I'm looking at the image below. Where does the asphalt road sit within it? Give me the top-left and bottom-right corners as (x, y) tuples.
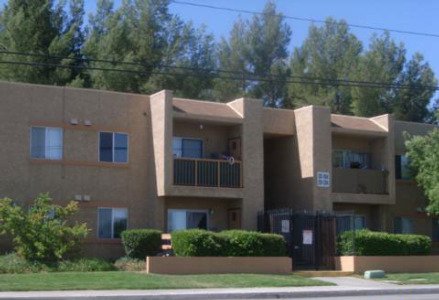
(243, 294), (439, 300)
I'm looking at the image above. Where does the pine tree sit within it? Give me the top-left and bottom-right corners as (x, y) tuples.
(351, 33), (405, 117)
(287, 18), (362, 113)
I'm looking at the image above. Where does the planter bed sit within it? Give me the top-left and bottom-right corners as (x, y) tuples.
(335, 255), (439, 273)
(146, 256), (292, 274)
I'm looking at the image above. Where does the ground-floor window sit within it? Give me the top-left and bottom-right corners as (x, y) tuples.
(167, 209), (208, 232)
(336, 215), (366, 234)
(98, 208), (128, 239)
(394, 217), (414, 234)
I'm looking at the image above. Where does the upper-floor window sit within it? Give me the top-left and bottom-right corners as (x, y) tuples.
(173, 137), (202, 158)
(395, 155), (412, 179)
(99, 132), (128, 163)
(333, 150), (370, 169)
(30, 127), (63, 160)
(98, 207), (128, 239)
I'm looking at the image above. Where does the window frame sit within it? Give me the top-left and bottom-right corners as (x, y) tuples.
(29, 126), (64, 160)
(98, 131), (129, 163)
(97, 207), (128, 239)
(172, 136), (203, 158)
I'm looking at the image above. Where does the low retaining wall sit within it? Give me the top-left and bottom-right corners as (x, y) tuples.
(335, 256), (439, 273)
(146, 256), (292, 274)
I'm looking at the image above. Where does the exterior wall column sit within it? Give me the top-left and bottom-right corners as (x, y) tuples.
(228, 98), (264, 230)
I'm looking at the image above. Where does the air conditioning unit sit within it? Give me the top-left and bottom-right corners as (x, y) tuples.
(83, 195), (91, 202)
(84, 120), (92, 126)
(74, 194), (82, 201)
(70, 118), (79, 125)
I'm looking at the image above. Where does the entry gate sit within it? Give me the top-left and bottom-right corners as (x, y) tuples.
(258, 209), (340, 270)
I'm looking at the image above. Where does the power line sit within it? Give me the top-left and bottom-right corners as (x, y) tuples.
(0, 58), (438, 92)
(170, 0), (439, 39)
(0, 50), (439, 90)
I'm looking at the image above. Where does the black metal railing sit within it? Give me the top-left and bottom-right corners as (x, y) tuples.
(174, 158), (242, 188)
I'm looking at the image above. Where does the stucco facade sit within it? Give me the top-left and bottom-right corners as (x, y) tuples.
(0, 81), (437, 258)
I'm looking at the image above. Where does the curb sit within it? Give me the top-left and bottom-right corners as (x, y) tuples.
(2, 287), (439, 300)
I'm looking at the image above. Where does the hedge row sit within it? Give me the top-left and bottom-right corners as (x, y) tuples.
(171, 229), (287, 256)
(338, 229), (431, 256)
(121, 229), (162, 259)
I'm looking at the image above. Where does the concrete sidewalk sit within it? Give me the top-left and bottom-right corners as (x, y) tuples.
(1, 277), (439, 299)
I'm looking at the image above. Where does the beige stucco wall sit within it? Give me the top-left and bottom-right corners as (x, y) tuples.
(0, 81), (163, 258)
(336, 256), (439, 273)
(146, 256), (292, 274)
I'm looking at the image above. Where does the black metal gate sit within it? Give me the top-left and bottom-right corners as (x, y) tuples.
(258, 209), (344, 270)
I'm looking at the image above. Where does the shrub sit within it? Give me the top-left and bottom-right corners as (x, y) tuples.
(172, 229), (225, 256)
(0, 193), (89, 262)
(121, 229), (162, 259)
(114, 257), (145, 271)
(0, 253), (49, 273)
(338, 229), (431, 256)
(172, 229), (286, 257)
(220, 230), (287, 256)
(57, 258), (115, 272)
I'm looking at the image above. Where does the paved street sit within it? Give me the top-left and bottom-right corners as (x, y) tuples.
(256, 295), (439, 300)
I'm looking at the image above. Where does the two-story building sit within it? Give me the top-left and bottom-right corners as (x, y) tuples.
(0, 81), (436, 257)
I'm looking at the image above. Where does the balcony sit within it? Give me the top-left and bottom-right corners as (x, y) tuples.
(332, 168), (388, 195)
(174, 158), (242, 188)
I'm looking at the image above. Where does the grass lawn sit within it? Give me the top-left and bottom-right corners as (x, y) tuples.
(0, 272), (333, 291)
(379, 273), (439, 285)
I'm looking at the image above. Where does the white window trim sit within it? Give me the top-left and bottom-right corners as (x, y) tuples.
(97, 207), (128, 239)
(167, 209), (209, 232)
(98, 131), (129, 163)
(29, 126), (64, 160)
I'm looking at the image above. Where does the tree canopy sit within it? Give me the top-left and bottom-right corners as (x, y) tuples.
(406, 129), (439, 215)
(0, 0), (437, 122)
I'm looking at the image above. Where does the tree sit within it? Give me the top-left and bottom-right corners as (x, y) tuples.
(393, 53), (437, 122)
(214, 1), (291, 106)
(351, 33), (405, 117)
(406, 129), (439, 215)
(0, 0), (85, 85)
(288, 18), (362, 113)
(0, 193), (89, 262)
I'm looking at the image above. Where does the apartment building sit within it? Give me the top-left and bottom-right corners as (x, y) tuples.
(0, 81), (436, 258)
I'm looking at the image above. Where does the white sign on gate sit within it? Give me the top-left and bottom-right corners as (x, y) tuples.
(281, 220), (290, 233)
(303, 230), (313, 245)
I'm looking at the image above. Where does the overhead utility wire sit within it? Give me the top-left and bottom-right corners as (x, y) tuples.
(0, 50), (438, 91)
(0, 59), (438, 91)
(170, 0), (439, 38)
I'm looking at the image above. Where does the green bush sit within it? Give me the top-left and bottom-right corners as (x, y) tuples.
(114, 257), (145, 271)
(121, 229), (162, 259)
(220, 230), (287, 256)
(0, 193), (89, 262)
(172, 229), (286, 257)
(338, 229), (431, 256)
(0, 253), (49, 273)
(172, 229), (225, 256)
(57, 258), (115, 272)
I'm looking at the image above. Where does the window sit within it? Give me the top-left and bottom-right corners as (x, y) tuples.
(98, 208), (128, 239)
(99, 132), (128, 163)
(317, 171), (330, 188)
(172, 137), (203, 158)
(333, 150), (370, 169)
(394, 217), (414, 234)
(395, 155), (412, 179)
(30, 127), (63, 160)
(336, 215), (366, 234)
(167, 209), (208, 232)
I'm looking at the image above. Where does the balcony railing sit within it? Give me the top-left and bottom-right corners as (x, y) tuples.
(174, 158), (242, 188)
(332, 168), (388, 194)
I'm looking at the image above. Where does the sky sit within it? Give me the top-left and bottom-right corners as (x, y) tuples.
(1, 0), (439, 85)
